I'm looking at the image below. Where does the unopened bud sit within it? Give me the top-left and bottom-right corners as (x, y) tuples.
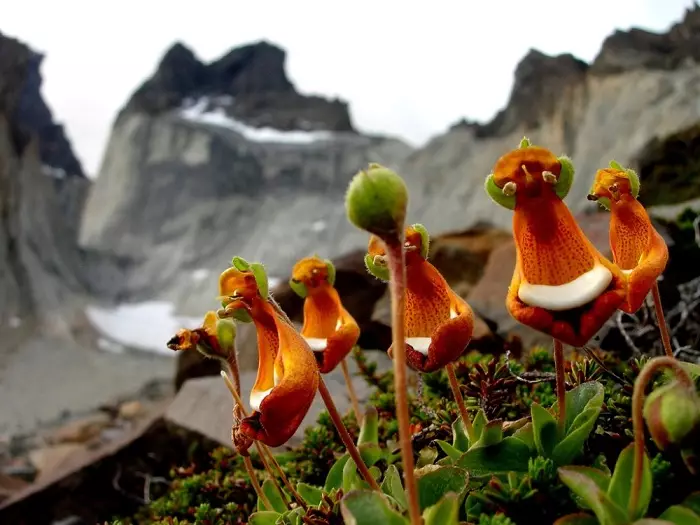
(345, 163), (408, 240)
(644, 380), (700, 450)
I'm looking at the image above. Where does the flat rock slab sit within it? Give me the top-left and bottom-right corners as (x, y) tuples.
(165, 350), (393, 450)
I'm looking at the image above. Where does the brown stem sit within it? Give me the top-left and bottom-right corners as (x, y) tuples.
(244, 455), (272, 509)
(253, 442), (291, 508)
(317, 377), (381, 491)
(385, 239), (421, 525)
(651, 282), (674, 358)
(261, 444), (308, 510)
(630, 356), (693, 515)
(446, 362), (476, 443)
(341, 358), (363, 424)
(221, 368), (294, 508)
(553, 339), (567, 432)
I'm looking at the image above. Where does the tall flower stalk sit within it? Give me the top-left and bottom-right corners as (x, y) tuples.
(345, 163), (421, 525)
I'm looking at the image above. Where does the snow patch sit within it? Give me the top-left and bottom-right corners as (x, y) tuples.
(42, 165), (67, 179)
(191, 268), (210, 282)
(311, 220), (327, 232)
(268, 276), (282, 289)
(97, 337), (125, 354)
(179, 98), (334, 144)
(85, 301), (202, 355)
(8, 316), (22, 328)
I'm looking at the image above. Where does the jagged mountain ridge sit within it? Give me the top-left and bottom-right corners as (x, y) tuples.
(78, 6), (700, 322)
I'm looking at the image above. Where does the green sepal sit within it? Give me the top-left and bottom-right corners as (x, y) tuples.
(325, 259), (336, 286)
(484, 174), (516, 210)
(411, 223), (430, 259)
(289, 278), (308, 298)
(364, 253), (390, 282)
(215, 317), (237, 349)
(610, 160), (640, 198)
(230, 309), (253, 323)
(555, 155), (575, 200)
(519, 136), (532, 148)
(250, 262), (269, 298)
(231, 256), (251, 271)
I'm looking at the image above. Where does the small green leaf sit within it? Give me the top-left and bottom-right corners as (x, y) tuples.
(471, 420), (504, 448)
(484, 174), (515, 210)
(230, 308), (253, 323)
(411, 223), (431, 259)
(250, 262), (269, 298)
(325, 455), (350, 491)
(552, 407), (601, 465)
(558, 466), (627, 525)
(471, 409), (488, 442)
(416, 446), (438, 468)
(555, 155), (575, 200)
(608, 444), (652, 520)
(364, 253), (390, 281)
(289, 278), (307, 298)
(682, 493), (700, 515)
(512, 422), (536, 450)
(519, 136), (532, 148)
(436, 440), (462, 462)
(257, 479), (287, 513)
(457, 437), (532, 476)
(297, 482), (323, 507)
(340, 489), (408, 525)
(423, 492), (459, 525)
(452, 416), (470, 452)
(322, 259), (336, 286)
(552, 381), (605, 433)
(231, 256), (251, 271)
(358, 406), (379, 446)
(381, 465), (407, 511)
(531, 402), (558, 457)
(553, 513), (599, 525)
(248, 511), (282, 525)
(415, 465), (469, 512)
(658, 505), (700, 525)
(359, 443), (383, 467)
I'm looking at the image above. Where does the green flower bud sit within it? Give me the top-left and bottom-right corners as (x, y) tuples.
(644, 380), (700, 450)
(215, 317), (237, 351)
(345, 163), (408, 239)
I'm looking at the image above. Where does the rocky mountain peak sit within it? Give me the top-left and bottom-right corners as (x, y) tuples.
(592, 3), (700, 73)
(0, 32), (85, 178)
(475, 49), (588, 138)
(125, 40), (353, 132)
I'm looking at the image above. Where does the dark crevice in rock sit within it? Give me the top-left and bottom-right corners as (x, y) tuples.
(124, 40), (354, 133)
(634, 122), (700, 206)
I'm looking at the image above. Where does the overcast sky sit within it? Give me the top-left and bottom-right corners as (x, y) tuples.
(2, 0), (694, 176)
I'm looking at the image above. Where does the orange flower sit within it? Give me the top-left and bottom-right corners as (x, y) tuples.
(365, 224), (474, 372)
(289, 256), (361, 373)
(484, 139), (627, 347)
(588, 162), (669, 313)
(218, 259), (319, 451)
(167, 310), (232, 360)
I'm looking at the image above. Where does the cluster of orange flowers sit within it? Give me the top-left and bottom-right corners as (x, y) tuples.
(168, 138), (668, 454)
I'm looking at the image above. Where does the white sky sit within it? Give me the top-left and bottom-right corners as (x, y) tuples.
(2, 0), (694, 176)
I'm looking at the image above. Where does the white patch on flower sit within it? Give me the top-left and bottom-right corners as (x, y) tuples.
(407, 337), (432, 356)
(304, 337), (328, 352)
(85, 301), (202, 355)
(518, 264), (613, 311)
(179, 98), (334, 144)
(249, 368), (281, 411)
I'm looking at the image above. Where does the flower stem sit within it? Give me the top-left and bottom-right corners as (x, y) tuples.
(341, 358), (363, 424)
(260, 442), (308, 510)
(317, 377), (381, 491)
(651, 282), (674, 357)
(446, 362), (476, 443)
(630, 356), (693, 515)
(243, 455), (272, 509)
(385, 239), (421, 525)
(553, 339), (567, 432)
(220, 371), (297, 509)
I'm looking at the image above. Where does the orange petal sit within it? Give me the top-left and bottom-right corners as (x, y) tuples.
(301, 282), (342, 338)
(315, 317), (361, 373)
(622, 229), (669, 313)
(404, 260), (453, 337)
(241, 304), (319, 448)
